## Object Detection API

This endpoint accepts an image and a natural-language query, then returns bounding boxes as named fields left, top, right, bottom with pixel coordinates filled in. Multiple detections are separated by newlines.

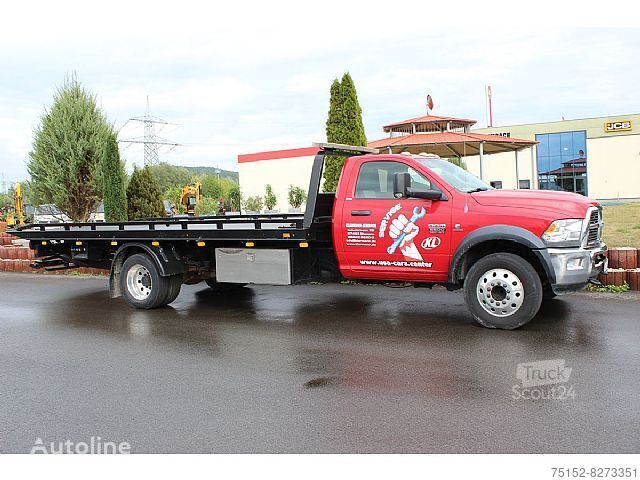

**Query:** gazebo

left=368, top=114, right=537, bottom=186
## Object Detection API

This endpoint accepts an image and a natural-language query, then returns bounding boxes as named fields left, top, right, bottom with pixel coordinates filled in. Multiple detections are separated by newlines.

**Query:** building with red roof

left=237, top=111, right=640, bottom=209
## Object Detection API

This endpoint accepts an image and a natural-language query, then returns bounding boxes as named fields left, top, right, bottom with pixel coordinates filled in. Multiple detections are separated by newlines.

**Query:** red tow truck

left=9, top=143, right=607, bottom=329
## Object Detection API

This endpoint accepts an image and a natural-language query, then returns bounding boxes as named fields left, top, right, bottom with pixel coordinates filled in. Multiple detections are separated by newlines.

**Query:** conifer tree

left=28, top=76, right=113, bottom=221
left=126, top=166, right=166, bottom=220
left=102, top=134, right=128, bottom=221
left=322, top=72, right=367, bottom=192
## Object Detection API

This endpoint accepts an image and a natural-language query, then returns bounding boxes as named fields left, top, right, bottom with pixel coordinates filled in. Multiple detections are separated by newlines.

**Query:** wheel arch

left=109, top=242, right=185, bottom=298
left=448, top=225, right=555, bottom=287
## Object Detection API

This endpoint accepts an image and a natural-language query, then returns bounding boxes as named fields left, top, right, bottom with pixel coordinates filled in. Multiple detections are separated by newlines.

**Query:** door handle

left=351, top=210, right=371, bottom=216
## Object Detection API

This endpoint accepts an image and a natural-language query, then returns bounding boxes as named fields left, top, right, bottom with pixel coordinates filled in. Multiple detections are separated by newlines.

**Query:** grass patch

left=602, top=203, right=640, bottom=247
left=587, top=282, right=630, bottom=293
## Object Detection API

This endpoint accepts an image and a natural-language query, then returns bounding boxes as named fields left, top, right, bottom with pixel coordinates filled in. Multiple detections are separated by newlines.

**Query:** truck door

left=340, top=159, right=452, bottom=282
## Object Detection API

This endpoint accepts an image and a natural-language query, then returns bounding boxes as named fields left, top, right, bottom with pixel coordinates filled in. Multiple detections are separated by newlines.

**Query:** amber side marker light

left=151, top=241, right=160, bottom=246
left=75, top=241, right=83, bottom=246
left=299, top=242, right=309, bottom=248
left=197, top=241, right=206, bottom=247
left=111, top=241, right=118, bottom=246
left=246, top=242, right=255, bottom=247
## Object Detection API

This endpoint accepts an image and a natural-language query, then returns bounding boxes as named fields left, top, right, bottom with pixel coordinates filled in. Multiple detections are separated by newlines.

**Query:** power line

left=119, top=96, right=183, bottom=166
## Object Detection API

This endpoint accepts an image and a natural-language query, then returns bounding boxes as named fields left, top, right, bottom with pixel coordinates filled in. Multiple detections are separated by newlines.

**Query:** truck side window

left=355, top=161, right=433, bottom=199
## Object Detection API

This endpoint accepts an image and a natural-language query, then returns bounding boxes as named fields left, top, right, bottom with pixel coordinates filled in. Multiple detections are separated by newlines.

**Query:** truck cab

left=331, top=151, right=607, bottom=329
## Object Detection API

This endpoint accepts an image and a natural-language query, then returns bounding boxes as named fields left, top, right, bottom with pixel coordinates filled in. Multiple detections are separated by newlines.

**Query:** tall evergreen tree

left=322, top=72, right=367, bottom=192
left=28, top=76, right=113, bottom=221
left=102, top=134, right=128, bottom=221
left=126, top=166, right=166, bottom=220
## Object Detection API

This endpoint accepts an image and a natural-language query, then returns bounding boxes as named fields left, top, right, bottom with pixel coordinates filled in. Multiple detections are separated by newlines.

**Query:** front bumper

left=548, top=243, right=608, bottom=295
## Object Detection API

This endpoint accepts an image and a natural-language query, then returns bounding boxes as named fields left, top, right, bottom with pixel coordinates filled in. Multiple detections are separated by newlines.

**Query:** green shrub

left=228, top=184, right=241, bottom=211
left=288, top=185, right=307, bottom=209
left=195, top=196, right=220, bottom=216
left=243, top=196, right=263, bottom=213
left=264, top=184, right=277, bottom=210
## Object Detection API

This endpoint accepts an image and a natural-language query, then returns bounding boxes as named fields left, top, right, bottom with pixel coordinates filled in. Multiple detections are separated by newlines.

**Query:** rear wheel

left=121, top=253, right=171, bottom=309
left=162, top=274, right=183, bottom=305
left=204, top=278, right=246, bottom=292
left=463, top=253, right=543, bottom=330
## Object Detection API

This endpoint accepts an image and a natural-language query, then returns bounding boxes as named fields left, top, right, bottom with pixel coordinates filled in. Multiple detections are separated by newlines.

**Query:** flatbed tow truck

left=9, top=143, right=607, bottom=329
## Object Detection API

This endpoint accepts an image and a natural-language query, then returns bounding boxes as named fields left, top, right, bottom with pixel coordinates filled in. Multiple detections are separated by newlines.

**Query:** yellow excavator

left=180, top=182, right=201, bottom=216
left=6, top=182, right=25, bottom=227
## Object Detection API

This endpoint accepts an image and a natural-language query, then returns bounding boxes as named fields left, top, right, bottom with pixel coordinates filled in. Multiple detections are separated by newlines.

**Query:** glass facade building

left=536, top=131, right=588, bottom=195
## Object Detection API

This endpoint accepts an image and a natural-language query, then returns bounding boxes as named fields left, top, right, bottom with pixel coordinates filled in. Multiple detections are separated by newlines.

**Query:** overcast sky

left=1, top=1, right=639, bottom=184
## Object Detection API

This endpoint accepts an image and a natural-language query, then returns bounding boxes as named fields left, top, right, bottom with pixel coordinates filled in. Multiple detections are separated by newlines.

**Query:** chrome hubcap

left=126, top=264, right=152, bottom=301
left=476, top=268, right=524, bottom=317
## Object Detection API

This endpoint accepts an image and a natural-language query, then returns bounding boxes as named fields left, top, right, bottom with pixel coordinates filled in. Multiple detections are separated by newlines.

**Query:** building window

left=490, top=181, right=503, bottom=189
left=536, top=130, right=588, bottom=196
left=518, top=180, right=531, bottom=189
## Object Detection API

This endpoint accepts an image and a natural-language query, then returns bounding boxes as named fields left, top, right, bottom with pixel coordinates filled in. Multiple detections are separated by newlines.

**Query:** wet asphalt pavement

left=1, top=272, right=639, bottom=453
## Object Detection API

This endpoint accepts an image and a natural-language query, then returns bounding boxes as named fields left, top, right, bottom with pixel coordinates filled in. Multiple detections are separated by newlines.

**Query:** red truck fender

left=447, top=224, right=555, bottom=286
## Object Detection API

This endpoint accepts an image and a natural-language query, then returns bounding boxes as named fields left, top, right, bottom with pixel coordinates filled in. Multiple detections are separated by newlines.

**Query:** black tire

left=162, top=274, right=183, bottom=305
left=120, top=253, right=171, bottom=309
left=543, top=286, right=557, bottom=300
left=463, top=253, right=543, bottom=330
left=204, top=278, right=247, bottom=292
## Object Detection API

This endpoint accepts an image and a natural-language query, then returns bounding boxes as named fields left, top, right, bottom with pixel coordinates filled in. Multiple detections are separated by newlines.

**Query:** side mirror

left=393, top=172, right=443, bottom=200
left=408, top=189, right=443, bottom=200
left=393, top=172, right=411, bottom=198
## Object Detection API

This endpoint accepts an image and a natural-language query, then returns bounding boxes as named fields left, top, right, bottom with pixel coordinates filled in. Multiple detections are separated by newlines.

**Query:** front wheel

left=120, top=253, right=171, bottom=309
left=463, top=253, right=543, bottom=330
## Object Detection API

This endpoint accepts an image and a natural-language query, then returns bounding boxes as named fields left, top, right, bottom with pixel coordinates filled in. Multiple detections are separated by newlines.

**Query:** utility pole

left=486, top=85, right=494, bottom=128
left=119, top=96, right=182, bottom=166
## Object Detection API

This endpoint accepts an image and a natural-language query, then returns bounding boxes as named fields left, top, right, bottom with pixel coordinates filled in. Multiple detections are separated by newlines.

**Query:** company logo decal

left=428, top=223, right=446, bottom=234
left=605, top=120, right=632, bottom=132
left=377, top=204, right=428, bottom=262
left=421, top=237, right=441, bottom=250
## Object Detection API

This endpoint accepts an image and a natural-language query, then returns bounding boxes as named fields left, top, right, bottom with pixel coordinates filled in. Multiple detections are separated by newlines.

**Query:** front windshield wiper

left=465, top=187, right=490, bottom=193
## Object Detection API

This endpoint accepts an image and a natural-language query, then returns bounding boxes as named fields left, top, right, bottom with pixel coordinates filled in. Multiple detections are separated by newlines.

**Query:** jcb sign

left=605, top=120, right=632, bottom=133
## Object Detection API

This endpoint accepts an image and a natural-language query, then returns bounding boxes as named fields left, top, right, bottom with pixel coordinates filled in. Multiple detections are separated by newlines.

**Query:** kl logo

left=421, top=237, right=441, bottom=250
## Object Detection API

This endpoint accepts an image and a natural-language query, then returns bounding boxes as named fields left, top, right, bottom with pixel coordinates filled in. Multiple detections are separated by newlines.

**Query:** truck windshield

left=416, top=157, right=492, bottom=193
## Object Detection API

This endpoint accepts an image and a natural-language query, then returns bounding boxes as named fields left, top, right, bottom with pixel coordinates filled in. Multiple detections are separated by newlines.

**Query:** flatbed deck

left=12, top=213, right=310, bottom=242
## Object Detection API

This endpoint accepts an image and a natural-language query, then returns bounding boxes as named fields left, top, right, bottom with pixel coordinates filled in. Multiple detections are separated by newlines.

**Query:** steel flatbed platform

left=13, top=213, right=311, bottom=243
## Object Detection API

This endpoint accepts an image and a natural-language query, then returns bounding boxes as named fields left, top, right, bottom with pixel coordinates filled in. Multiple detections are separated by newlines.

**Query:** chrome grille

left=586, top=208, right=601, bottom=247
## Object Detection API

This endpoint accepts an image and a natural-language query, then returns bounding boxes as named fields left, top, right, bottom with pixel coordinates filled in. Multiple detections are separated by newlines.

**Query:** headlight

left=542, top=219, right=584, bottom=247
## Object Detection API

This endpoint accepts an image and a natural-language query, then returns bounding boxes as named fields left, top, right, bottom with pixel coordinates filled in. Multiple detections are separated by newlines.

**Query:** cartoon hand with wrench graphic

left=387, top=206, right=426, bottom=260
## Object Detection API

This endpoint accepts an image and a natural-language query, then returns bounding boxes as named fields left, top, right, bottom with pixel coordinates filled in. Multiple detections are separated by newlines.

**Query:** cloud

left=0, top=2, right=639, bottom=184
